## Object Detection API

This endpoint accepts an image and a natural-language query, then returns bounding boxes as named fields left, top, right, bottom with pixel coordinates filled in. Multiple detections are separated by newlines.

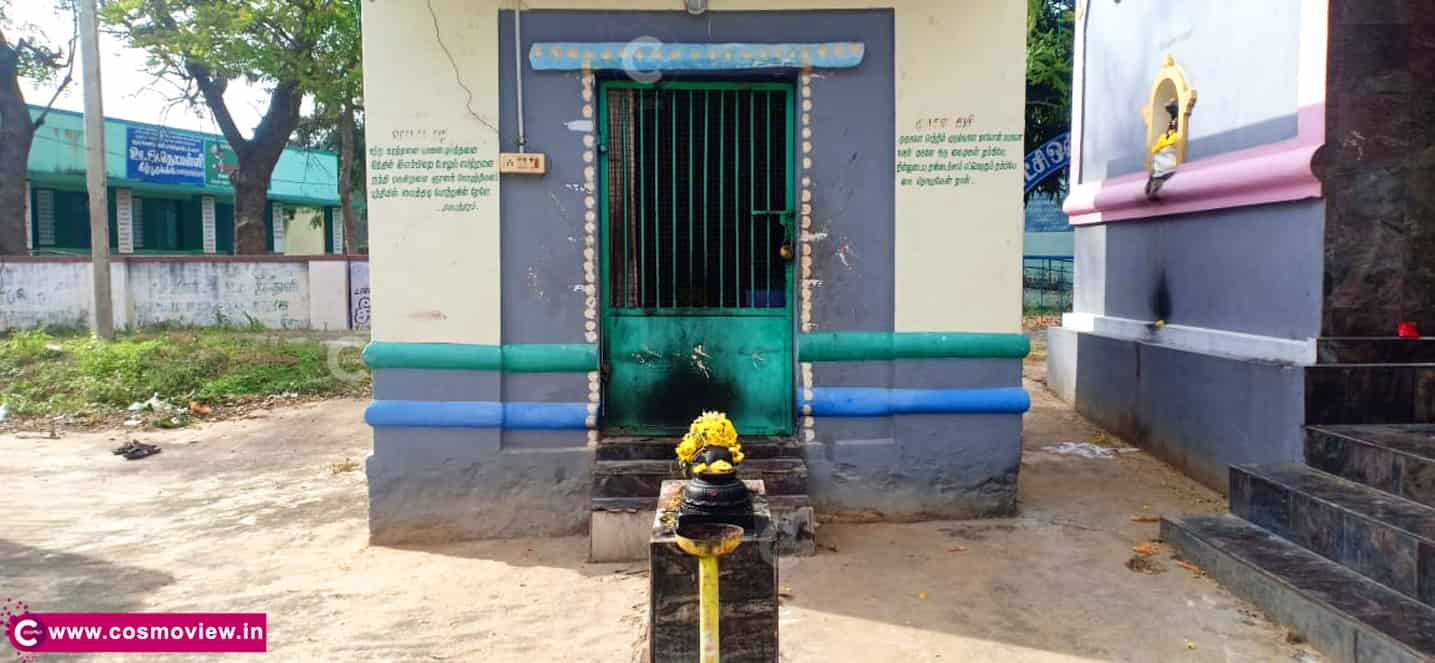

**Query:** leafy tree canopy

left=1025, top=0, right=1075, bottom=201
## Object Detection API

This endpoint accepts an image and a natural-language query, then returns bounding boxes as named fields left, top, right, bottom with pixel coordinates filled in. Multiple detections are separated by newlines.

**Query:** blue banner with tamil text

left=1024, top=132, right=1070, bottom=193
left=126, top=127, right=206, bottom=186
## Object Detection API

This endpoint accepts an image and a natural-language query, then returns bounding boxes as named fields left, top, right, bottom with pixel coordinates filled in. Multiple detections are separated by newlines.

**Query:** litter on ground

left=112, top=440, right=161, bottom=461
left=1041, top=442, right=1123, bottom=458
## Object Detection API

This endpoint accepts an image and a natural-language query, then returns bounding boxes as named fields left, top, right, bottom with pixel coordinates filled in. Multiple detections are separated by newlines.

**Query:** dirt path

left=2, top=383, right=1318, bottom=661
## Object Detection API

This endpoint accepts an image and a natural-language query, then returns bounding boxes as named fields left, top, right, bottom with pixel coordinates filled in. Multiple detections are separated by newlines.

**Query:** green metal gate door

left=600, top=82, right=795, bottom=436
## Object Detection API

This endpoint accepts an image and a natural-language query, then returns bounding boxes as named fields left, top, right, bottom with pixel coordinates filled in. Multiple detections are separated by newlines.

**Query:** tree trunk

left=338, top=105, right=357, bottom=254
left=0, top=121, right=35, bottom=256
left=229, top=163, right=273, bottom=254
left=188, top=67, right=303, bottom=255
left=0, top=41, right=37, bottom=256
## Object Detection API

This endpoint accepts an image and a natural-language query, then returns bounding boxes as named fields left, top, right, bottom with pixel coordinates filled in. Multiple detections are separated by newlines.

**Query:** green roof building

left=22, top=105, right=355, bottom=255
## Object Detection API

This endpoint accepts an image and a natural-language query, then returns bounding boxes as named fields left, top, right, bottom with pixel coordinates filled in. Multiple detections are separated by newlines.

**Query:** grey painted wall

left=1076, top=199, right=1324, bottom=340
left=498, top=13, right=593, bottom=347
left=1047, top=327, right=1306, bottom=491
left=369, top=427, right=593, bottom=543
left=1080, top=0, right=1304, bottom=182
left=806, top=413, right=1021, bottom=518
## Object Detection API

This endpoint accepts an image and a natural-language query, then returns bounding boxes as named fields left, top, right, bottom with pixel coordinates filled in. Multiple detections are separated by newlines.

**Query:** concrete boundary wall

left=0, top=256, right=367, bottom=332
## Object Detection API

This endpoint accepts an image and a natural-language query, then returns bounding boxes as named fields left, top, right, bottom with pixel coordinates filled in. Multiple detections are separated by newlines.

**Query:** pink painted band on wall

left=0, top=255, right=368, bottom=264
left=1064, top=104, right=1325, bottom=225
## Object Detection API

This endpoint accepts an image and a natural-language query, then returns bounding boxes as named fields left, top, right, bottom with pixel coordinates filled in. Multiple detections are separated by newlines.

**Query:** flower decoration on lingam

left=675, top=411, right=754, bottom=529
left=676, top=411, right=745, bottom=474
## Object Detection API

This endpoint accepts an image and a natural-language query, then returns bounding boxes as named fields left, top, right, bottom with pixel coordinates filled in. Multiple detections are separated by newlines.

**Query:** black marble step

left=1163, top=515, right=1435, bottom=663
left=595, top=436, right=803, bottom=461
left=1307, top=426, right=1435, bottom=509
left=1230, top=464, right=1435, bottom=608
left=1305, top=363, right=1435, bottom=425
left=592, top=458, right=808, bottom=499
left=1319, top=338, right=1435, bottom=364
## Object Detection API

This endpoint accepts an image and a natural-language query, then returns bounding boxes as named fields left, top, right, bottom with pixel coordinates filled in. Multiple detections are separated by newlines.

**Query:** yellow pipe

left=697, top=554, right=721, bottom=663
left=674, top=523, right=743, bottom=663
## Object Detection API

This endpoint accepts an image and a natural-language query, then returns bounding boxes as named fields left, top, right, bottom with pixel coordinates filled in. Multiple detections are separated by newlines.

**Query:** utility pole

left=78, top=0, right=113, bottom=339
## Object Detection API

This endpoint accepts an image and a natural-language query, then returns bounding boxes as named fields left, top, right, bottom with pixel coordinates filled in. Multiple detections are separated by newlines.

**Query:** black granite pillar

left=649, top=480, right=779, bottom=663
left=1318, top=1, right=1435, bottom=338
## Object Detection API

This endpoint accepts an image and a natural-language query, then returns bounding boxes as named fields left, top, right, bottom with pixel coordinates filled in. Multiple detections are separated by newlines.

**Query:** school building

left=21, top=105, right=351, bottom=256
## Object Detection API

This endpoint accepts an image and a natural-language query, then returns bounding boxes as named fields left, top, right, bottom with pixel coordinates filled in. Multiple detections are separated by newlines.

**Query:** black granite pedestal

left=649, top=480, right=778, bottom=663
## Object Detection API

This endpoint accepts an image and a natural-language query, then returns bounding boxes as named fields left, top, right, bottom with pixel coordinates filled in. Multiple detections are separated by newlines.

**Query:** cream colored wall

left=363, top=0, right=503, bottom=344
left=892, top=0, right=1026, bottom=333
left=283, top=207, right=327, bottom=256
left=363, top=0, right=1026, bottom=342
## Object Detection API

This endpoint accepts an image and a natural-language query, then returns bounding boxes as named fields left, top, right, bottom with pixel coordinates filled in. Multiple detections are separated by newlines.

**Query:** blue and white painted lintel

left=529, top=41, right=865, bottom=71
left=365, top=400, right=590, bottom=430
left=801, top=387, right=1031, bottom=418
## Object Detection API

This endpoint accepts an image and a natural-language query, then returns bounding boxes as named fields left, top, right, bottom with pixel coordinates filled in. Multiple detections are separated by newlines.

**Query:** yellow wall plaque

left=499, top=152, right=547, bottom=175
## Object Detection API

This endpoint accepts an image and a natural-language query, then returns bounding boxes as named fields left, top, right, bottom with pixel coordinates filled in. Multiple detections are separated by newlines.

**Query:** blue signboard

left=125, top=127, right=206, bottom=185
left=1024, top=132, right=1070, bottom=193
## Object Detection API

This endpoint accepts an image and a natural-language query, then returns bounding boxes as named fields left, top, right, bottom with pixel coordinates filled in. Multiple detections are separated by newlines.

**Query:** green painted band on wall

left=362, top=342, right=598, bottom=373
left=798, top=332, right=1030, bottom=362
left=364, top=333, right=1023, bottom=371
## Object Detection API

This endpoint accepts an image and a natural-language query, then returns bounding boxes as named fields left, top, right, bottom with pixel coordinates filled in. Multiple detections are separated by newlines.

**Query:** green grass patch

left=0, top=328, right=370, bottom=421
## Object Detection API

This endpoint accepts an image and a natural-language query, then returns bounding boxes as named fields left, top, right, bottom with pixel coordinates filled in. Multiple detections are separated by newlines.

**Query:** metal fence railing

left=1022, top=255, right=1073, bottom=313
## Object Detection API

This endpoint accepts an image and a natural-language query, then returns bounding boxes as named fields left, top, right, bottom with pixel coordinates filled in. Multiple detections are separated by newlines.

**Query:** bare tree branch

left=32, top=15, right=77, bottom=129
left=186, top=60, right=246, bottom=150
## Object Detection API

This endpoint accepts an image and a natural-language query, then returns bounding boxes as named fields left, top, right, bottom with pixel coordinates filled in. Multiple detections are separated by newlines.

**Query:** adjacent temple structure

left=1050, top=2, right=1435, bottom=660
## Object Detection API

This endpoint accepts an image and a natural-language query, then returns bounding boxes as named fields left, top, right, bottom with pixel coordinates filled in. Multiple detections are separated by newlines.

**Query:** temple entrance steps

left=1166, top=425, right=1435, bottom=662
left=589, top=436, right=815, bottom=562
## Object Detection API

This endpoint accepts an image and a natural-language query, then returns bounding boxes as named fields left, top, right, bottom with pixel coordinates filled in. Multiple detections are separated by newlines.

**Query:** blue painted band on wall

left=801, top=387, right=1031, bottom=417
left=365, top=400, right=589, bottom=430
left=529, top=41, right=866, bottom=72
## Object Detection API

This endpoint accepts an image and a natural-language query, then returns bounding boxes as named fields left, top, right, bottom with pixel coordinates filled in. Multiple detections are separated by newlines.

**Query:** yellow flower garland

left=675, top=411, right=744, bottom=467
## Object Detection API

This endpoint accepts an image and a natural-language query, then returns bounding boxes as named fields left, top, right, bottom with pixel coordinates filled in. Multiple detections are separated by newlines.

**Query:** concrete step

left=1307, top=426, right=1435, bottom=509
left=1163, top=515, right=1435, bottom=663
left=1305, top=363, right=1435, bottom=425
left=595, top=436, right=804, bottom=461
left=1319, top=338, right=1435, bottom=364
left=592, top=458, right=808, bottom=499
left=1230, top=464, right=1435, bottom=607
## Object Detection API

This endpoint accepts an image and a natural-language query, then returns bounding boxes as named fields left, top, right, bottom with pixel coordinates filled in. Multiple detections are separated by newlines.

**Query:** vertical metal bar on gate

left=687, top=90, right=695, bottom=306
left=765, top=90, right=772, bottom=303
left=719, top=90, right=726, bottom=309
left=618, top=91, right=629, bottom=308
left=654, top=89, right=662, bottom=307
left=626, top=92, right=637, bottom=307
left=671, top=92, right=678, bottom=308
left=732, top=91, right=739, bottom=309
left=748, top=91, right=756, bottom=308
left=703, top=90, right=710, bottom=307
left=638, top=89, right=647, bottom=308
